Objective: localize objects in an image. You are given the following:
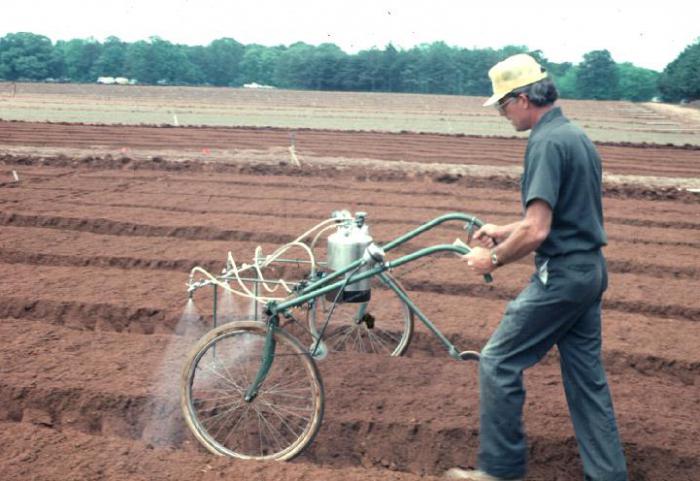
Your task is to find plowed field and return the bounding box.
[1,88,699,481]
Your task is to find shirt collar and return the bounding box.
[531,106,563,136]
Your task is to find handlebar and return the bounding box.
[452,238,493,283]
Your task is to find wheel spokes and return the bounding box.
[188,326,320,459]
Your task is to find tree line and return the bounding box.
[0,32,698,102]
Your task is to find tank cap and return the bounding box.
[331,209,352,223]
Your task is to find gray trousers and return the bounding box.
[477,250,628,481]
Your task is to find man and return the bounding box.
[446,54,628,481]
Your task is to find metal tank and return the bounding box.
[326,212,372,302]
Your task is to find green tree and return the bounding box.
[124,37,202,84]
[185,45,209,84]
[202,38,245,86]
[124,40,155,83]
[307,43,347,90]
[351,48,385,91]
[92,36,127,77]
[150,38,196,84]
[575,50,620,100]
[381,44,402,92]
[617,63,659,101]
[554,66,578,98]
[0,32,54,80]
[57,38,103,82]
[455,48,500,96]
[658,38,700,102]
[421,42,459,94]
[239,44,281,85]
[273,42,315,88]
[171,43,204,85]
[544,60,573,80]
[397,47,427,93]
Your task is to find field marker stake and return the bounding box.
[289,132,301,167]
[173,114,179,126]
[12,170,19,182]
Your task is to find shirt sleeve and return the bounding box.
[523,139,563,210]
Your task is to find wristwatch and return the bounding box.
[490,250,502,267]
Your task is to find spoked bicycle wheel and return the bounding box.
[180,320,324,460]
[312,274,414,356]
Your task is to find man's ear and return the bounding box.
[520,94,530,109]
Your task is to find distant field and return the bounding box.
[1,82,699,145]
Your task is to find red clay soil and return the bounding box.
[0,123,699,481]
[1,120,700,179]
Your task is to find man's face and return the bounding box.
[497,93,531,132]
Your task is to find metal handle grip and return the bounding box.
[453,238,493,284]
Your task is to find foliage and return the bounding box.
[658,38,700,102]
[56,38,103,82]
[575,50,620,100]
[0,32,54,80]
[0,31,695,103]
[239,44,282,85]
[92,36,127,78]
[617,63,659,101]
[201,38,244,86]
[554,66,578,99]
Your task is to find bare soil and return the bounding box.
[0,121,699,481]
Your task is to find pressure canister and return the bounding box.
[326,214,372,302]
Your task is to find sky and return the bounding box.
[2,0,698,72]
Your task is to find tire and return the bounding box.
[312,274,414,356]
[181,320,324,460]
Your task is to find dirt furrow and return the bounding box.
[1,248,697,326]
[2,245,695,281]
[18,169,700,215]
[4,189,699,232]
[3,278,699,382]
[0,422,444,481]
[0,319,697,479]
[0,212,297,244]
[1,210,697,253]
[2,121,700,177]
[4,152,700,203]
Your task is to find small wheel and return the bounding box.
[312,274,414,356]
[181,320,324,460]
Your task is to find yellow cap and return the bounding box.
[483,54,548,106]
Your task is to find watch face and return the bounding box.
[490,253,500,266]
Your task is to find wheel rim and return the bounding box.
[186,327,321,459]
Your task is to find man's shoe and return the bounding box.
[444,467,523,481]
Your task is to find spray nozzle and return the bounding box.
[186,274,195,298]
[355,211,367,227]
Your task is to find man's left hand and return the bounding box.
[463,246,495,275]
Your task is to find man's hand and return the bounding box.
[473,224,506,248]
[463,246,495,275]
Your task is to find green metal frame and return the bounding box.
[237,212,490,399]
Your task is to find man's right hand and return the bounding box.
[472,224,504,248]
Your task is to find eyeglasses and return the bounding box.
[496,94,518,114]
